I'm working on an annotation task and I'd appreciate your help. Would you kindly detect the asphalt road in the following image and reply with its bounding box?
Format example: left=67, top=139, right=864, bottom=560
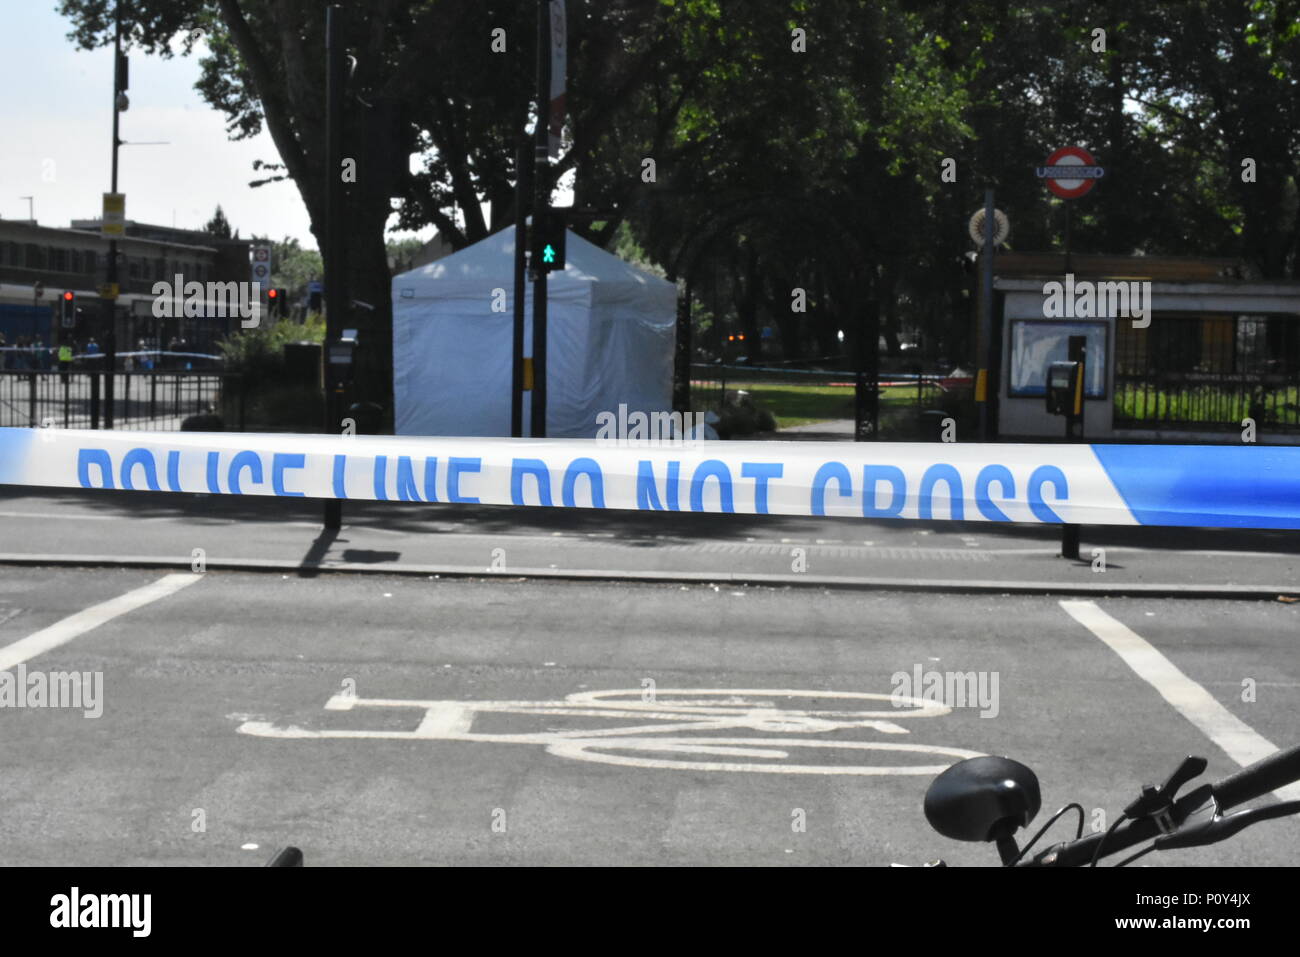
left=3, top=486, right=1299, bottom=595
left=0, top=566, right=1296, bottom=866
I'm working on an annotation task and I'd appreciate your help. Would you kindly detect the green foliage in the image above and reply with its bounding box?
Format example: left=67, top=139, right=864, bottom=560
left=217, top=312, right=325, bottom=382
left=57, top=0, right=1300, bottom=387
left=386, top=237, right=425, bottom=275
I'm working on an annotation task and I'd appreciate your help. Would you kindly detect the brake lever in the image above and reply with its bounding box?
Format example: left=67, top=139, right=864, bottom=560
left=1124, top=755, right=1208, bottom=833
left=1154, top=792, right=1300, bottom=851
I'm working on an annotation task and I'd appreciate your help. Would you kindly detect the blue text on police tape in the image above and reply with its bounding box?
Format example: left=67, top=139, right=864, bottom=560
left=74, top=446, right=1070, bottom=521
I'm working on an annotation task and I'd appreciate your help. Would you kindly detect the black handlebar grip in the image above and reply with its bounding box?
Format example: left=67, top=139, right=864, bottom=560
left=1212, top=743, right=1300, bottom=811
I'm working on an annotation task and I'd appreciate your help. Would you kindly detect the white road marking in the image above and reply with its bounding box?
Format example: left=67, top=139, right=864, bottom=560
left=1060, top=600, right=1300, bottom=802
left=0, top=510, right=119, bottom=521
left=0, top=573, right=202, bottom=671
left=238, top=688, right=982, bottom=775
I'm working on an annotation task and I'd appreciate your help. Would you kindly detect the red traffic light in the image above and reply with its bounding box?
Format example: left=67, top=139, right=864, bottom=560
left=63, top=291, right=74, bottom=301
left=267, top=288, right=278, bottom=299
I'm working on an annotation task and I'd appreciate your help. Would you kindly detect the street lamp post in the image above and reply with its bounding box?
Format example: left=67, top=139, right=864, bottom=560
left=102, top=2, right=124, bottom=429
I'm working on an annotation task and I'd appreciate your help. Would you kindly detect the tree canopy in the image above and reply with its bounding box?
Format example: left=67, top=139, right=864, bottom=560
left=60, top=0, right=1300, bottom=383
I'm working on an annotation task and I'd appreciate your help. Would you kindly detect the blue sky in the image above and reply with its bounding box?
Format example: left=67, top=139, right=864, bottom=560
left=0, top=2, right=437, bottom=250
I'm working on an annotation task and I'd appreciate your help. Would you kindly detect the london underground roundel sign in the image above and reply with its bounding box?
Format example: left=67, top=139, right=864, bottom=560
left=1036, top=146, right=1104, bottom=199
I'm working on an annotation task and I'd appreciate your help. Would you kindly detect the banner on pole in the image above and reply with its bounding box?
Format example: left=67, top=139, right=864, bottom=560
left=2, top=429, right=1298, bottom=530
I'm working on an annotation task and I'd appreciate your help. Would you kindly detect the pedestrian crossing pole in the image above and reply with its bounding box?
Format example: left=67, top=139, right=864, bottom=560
left=529, top=0, right=553, bottom=438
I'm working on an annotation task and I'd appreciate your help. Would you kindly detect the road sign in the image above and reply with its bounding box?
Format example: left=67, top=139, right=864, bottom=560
left=1036, top=146, right=1104, bottom=199
left=250, top=244, right=272, bottom=286
left=968, top=207, right=1010, bottom=247
left=101, top=192, right=126, bottom=237
left=33, top=281, right=44, bottom=299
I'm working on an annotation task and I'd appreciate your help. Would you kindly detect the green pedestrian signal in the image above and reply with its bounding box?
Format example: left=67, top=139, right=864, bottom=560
left=532, top=209, right=566, bottom=272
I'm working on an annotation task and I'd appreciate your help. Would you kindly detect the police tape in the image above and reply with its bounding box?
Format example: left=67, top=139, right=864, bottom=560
left=0, top=427, right=1297, bottom=529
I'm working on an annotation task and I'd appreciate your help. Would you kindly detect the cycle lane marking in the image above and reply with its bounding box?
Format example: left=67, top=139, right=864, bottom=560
left=237, top=688, right=985, bottom=775
left=0, top=573, right=202, bottom=671
left=1059, top=599, right=1300, bottom=802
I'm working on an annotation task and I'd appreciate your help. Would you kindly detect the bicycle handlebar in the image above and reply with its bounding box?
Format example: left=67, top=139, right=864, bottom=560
left=1027, top=743, right=1300, bottom=866
left=1212, top=743, right=1300, bottom=810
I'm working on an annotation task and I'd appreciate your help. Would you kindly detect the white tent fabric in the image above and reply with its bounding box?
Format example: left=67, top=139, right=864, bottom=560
left=392, top=228, right=676, bottom=438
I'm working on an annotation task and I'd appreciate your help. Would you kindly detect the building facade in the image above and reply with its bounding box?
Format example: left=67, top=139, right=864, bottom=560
left=991, top=254, right=1300, bottom=444
left=0, top=218, right=251, bottom=360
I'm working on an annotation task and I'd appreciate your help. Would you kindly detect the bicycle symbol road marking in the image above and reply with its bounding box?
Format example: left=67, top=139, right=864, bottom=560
left=236, top=688, right=984, bottom=776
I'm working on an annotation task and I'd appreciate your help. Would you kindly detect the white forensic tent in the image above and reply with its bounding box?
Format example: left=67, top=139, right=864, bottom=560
left=392, top=228, right=676, bottom=437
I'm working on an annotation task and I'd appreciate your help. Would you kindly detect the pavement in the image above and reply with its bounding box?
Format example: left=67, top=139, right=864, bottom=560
left=0, top=566, right=1296, bottom=866
left=1, top=481, right=1298, bottom=598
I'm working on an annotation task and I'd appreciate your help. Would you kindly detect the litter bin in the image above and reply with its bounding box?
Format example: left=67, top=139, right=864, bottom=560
left=347, top=401, right=384, bottom=435
left=283, top=341, right=322, bottom=388
left=920, top=409, right=950, bottom=441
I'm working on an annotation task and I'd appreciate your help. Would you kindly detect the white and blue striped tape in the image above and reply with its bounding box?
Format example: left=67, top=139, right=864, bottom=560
left=1, top=428, right=1297, bottom=529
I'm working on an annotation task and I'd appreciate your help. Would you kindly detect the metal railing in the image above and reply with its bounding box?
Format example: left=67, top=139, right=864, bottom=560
left=1114, top=316, right=1300, bottom=432
left=0, top=369, right=245, bottom=431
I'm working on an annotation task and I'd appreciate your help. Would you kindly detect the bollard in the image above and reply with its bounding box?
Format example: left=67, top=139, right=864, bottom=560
left=1062, top=524, right=1081, bottom=560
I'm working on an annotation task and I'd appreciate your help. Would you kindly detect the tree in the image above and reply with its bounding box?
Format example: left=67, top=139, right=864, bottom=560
left=59, top=0, right=715, bottom=410
left=203, top=204, right=234, bottom=238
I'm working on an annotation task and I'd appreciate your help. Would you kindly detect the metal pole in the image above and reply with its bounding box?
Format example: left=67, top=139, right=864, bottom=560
left=322, top=5, right=346, bottom=530
left=854, top=297, right=879, bottom=441
left=1062, top=334, right=1086, bottom=560
left=1064, top=202, right=1073, bottom=275
left=672, top=279, right=692, bottom=415
left=512, top=141, right=529, bottom=437
left=103, top=2, right=122, bottom=429
left=529, top=0, right=551, bottom=438
left=978, top=188, right=995, bottom=441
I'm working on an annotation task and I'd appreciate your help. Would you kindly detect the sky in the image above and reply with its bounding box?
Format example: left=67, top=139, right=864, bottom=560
left=0, top=2, right=436, bottom=251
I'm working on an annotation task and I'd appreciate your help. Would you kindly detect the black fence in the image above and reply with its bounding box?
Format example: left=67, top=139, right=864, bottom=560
left=0, top=369, right=245, bottom=431
left=1114, top=315, right=1300, bottom=432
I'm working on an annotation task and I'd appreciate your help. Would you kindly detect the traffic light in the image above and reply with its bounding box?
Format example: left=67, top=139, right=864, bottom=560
left=267, top=287, right=286, bottom=318
left=60, top=291, right=75, bottom=328
left=532, top=209, right=567, bottom=272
